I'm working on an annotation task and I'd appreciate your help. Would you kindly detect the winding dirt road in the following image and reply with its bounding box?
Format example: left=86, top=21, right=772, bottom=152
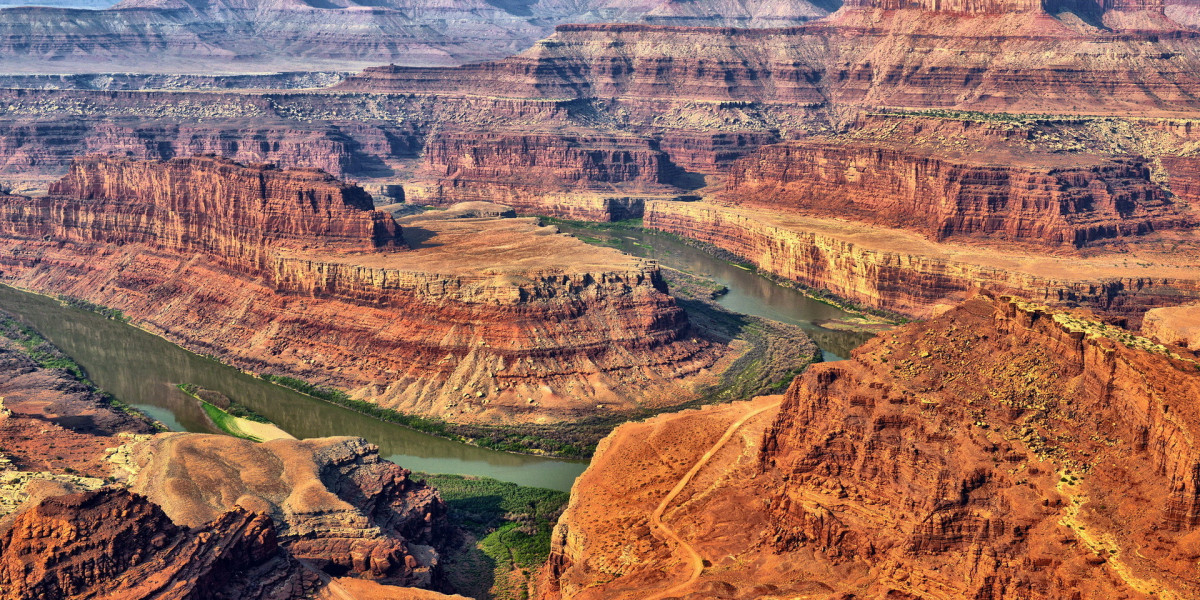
left=643, top=399, right=782, bottom=600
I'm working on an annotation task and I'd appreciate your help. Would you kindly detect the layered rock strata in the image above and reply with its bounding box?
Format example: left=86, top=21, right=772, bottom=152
left=0, top=306, right=459, bottom=598
left=724, top=140, right=1188, bottom=247
left=1142, top=302, right=1200, bottom=349
left=645, top=199, right=1200, bottom=322
left=541, top=293, right=1200, bottom=599
left=337, top=19, right=1200, bottom=115
left=0, top=156, right=725, bottom=423
left=0, top=489, right=318, bottom=600
left=758, top=293, right=1200, bottom=598
left=408, top=130, right=681, bottom=219
left=0, top=0, right=830, bottom=75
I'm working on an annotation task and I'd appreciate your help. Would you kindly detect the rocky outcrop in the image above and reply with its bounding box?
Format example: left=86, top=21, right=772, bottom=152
left=0, top=156, right=727, bottom=424
left=407, top=130, right=680, bottom=219
left=0, top=489, right=316, bottom=600
left=541, top=293, right=1200, bottom=599
left=658, top=131, right=780, bottom=176
left=1163, top=154, right=1200, bottom=205
left=757, top=293, right=1200, bottom=598
left=129, top=434, right=448, bottom=586
left=1143, top=302, right=1200, bottom=349
left=39, top=155, right=404, bottom=259
left=644, top=199, right=1200, bottom=321
left=725, top=140, right=1188, bottom=247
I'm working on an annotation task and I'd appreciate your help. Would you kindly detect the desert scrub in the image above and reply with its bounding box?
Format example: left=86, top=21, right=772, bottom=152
left=56, top=295, right=129, bottom=322
left=258, top=373, right=597, bottom=457
left=418, top=473, right=568, bottom=600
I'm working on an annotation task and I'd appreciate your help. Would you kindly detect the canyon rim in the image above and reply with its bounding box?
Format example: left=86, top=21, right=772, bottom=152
left=1, top=0, right=1200, bottom=599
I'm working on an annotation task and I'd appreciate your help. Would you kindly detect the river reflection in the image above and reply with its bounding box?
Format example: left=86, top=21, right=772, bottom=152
left=556, top=225, right=876, bottom=360
left=0, top=285, right=587, bottom=491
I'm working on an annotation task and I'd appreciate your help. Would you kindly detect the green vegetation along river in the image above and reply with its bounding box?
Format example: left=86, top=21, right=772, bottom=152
left=0, top=227, right=873, bottom=492
left=0, top=284, right=588, bottom=491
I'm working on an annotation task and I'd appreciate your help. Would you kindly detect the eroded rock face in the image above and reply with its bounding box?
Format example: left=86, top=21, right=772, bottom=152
left=644, top=199, right=1200, bottom=321
left=0, top=316, right=455, bottom=599
left=0, top=489, right=316, bottom=600
left=541, top=293, right=1200, bottom=599
left=0, top=156, right=724, bottom=423
left=337, top=19, right=1200, bottom=114
left=129, top=434, right=447, bottom=586
left=1143, top=302, right=1200, bottom=349
left=0, top=0, right=831, bottom=75
left=759, top=293, right=1200, bottom=597
left=42, top=155, right=404, bottom=260
left=408, top=130, right=679, bottom=219
left=725, top=140, right=1187, bottom=247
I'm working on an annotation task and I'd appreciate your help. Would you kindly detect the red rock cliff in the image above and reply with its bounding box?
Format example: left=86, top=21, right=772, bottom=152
left=0, top=489, right=316, bottom=599
left=407, top=130, right=679, bottom=219
left=725, top=140, right=1188, bottom=247
left=36, top=155, right=404, bottom=264
left=0, top=157, right=726, bottom=426
left=759, top=293, right=1200, bottom=597
left=539, top=294, right=1200, bottom=599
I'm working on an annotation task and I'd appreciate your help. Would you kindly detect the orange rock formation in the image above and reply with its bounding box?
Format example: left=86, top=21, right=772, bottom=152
left=540, top=292, right=1200, bottom=599
left=0, top=156, right=728, bottom=424
left=725, top=140, right=1188, bottom=247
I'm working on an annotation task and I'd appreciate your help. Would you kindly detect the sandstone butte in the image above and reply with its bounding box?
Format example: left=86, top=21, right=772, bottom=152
left=0, top=313, right=459, bottom=599
left=0, top=154, right=737, bottom=426
left=539, top=291, right=1200, bottom=599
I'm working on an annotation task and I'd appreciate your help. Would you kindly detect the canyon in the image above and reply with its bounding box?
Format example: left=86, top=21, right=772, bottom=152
left=0, top=0, right=831, bottom=75
left=0, top=310, right=462, bottom=599
left=540, top=291, right=1200, bottom=599
left=0, top=155, right=760, bottom=436
left=644, top=199, right=1200, bottom=323
left=5, top=0, right=1200, bottom=598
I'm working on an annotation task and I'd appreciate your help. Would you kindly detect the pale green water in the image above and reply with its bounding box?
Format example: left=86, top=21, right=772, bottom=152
left=0, top=229, right=873, bottom=492
left=556, top=225, right=875, bottom=360
left=0, top=285, right=588, bottom=492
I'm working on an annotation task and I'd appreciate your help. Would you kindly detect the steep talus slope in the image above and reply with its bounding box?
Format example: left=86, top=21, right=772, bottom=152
left=540, top=293, right=1200, bottom=599
left=0, top=156, right=731, bottom=424
left=759, top=293, right=1200, bottom=598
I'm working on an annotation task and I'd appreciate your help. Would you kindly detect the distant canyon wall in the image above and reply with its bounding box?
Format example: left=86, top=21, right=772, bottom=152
left=644, top=200, right=1200, bottom=321
left=724, top=141, right=1188, bottom=247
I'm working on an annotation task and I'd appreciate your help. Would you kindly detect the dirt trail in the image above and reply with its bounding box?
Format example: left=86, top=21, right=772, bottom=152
left=1056, top=475, right=1180, bottom=600
left=643, top=399, right=782, bottom=600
